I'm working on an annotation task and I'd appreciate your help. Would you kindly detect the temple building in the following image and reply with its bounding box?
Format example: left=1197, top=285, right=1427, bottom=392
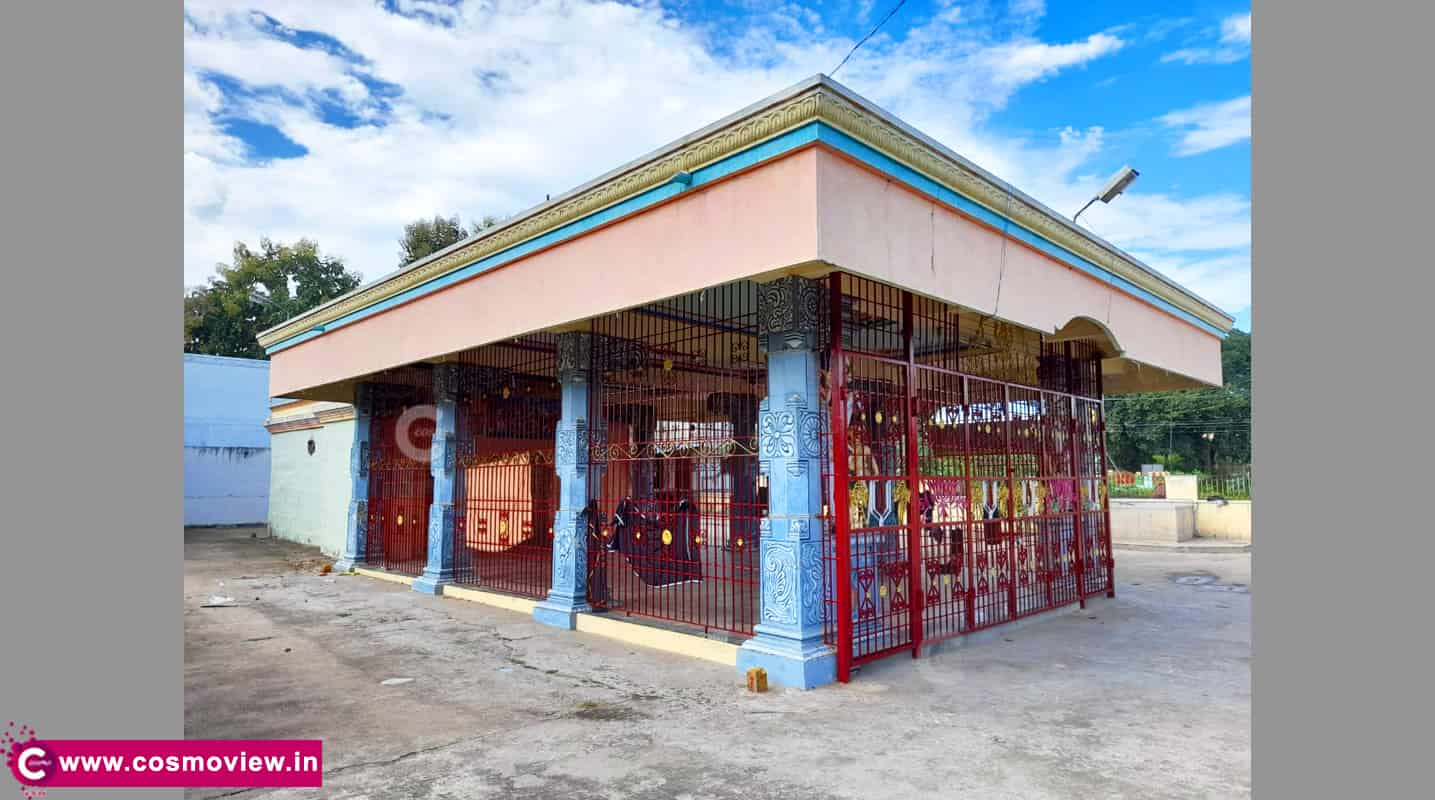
left=260, top=75, right=1232, bottom=689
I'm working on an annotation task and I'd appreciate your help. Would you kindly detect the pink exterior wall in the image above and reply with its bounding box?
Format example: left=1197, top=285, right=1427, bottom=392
left=271, top=144, right=1224, bottom=399
left=813, top=148, right=1224, bottom=387
left=271, top=148, right=821, bottom=398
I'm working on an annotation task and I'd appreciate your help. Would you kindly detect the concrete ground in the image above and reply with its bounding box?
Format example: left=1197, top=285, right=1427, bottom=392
left=185, top=528, right=1250, bottom=799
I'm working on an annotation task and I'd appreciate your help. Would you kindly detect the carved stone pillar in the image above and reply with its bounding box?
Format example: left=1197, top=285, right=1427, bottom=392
left=413, top=364, right=459, bottom=595
left=334, top=382, right=373, bottom=573
left=534, top=332, right=602, bottom=629
left=736, top=276, right=836, bottom=689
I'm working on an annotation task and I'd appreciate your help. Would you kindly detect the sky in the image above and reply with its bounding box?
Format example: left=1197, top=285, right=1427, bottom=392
left=183, top=0, right=1252, bottom=332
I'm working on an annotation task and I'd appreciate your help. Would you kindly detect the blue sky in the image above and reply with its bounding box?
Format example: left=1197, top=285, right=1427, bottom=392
left=184, top=0, right=1251, bottom=331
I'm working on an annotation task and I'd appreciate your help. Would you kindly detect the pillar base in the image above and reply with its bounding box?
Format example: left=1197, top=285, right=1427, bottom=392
left=333, top=557, right=362, bottom=573
left=533, top=597, right=590, bottom=630
left=411, top=571, right=452, bottom=595
left=736, top=630, right=837, bottom=690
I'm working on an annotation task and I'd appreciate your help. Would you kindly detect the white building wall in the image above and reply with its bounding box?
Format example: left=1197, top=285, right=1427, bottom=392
left=268, top=416, right=354, bottom=557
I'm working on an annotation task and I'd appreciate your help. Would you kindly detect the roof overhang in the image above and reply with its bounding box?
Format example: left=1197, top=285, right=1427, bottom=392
left=262, top=74, right=1233, bottom=400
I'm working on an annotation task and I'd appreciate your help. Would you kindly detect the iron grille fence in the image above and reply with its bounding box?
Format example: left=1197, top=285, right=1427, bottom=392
left=1198, top=468, right=1252, bottom=499
left=364, top=366, right=436, bottom=576
left=824, top=273, right=1112, bottom=680
left=585, top=282, right=764, bottom=637
left=1105, top=468, right=1251, bottom=500
left=449, top=335, right=561, bottom=599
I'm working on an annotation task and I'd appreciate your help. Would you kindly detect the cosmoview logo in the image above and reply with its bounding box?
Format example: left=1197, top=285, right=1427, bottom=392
left=15, top=746, right=50, bottom=781
left=393, top=404, right=438, bottom=462
left=3, top=723, right=50, bottom=799
left=4, top=723, right=323, bottom=793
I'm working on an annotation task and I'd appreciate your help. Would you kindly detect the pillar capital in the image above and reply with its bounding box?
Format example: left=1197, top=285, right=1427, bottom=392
left=352, top=381, right=375, bottom=416
left=556, top=331, right=592, bottom=383
left=757, top=275, right=824, bottom=353
left=432, top=363, right=461, bottom=403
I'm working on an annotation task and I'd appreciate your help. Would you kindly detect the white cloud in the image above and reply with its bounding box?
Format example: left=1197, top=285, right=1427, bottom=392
left=1159, top=95, right=1251, bottom=156
left=1221, top=12, right=1251, bottom=45
left=1007, top=0, right=1047, bottom=22
left=182, top=0, right=1248, bottom=315
left=982, top=33, right=1124, bottom=91
left=1161, top=9, right=1251, bottom=64
left=184, top=10, right=372, bottom=108
left=1160, top=46, right=1245, bottom=66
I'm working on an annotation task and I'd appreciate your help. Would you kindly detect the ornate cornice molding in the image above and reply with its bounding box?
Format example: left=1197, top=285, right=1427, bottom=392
left=316, top=406, right=357, bottom=424
left=265, top=418, right=324, bottom=434
left=265, top=405, right=356, bottom=433
left=258, top=80, right=1230, bottom=350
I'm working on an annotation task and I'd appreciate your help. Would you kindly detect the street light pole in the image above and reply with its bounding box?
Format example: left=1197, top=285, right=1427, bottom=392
left=1074, top=165, right=1140, bottom=224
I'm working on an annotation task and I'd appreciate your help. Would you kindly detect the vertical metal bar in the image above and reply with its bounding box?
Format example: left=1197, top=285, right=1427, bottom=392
left=1070, top=393, right=1087, bottom=609
left=961, top=376, right=976, bottom=633
left=1064, top=341, right=1077, bottom=397
left=903, top=291, right=923, bottom=657
left=1039, top=391, right=1053, bottom=611
left=829, top=275, right=854, bottom=682
left=454, top=398, right=464, bottom=587
left=1003, top=384, right=1018, bottom=619
left=1096, top=367, right=1115, bottom=598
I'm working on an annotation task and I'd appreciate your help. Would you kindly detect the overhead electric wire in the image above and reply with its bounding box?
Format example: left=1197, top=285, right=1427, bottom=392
left=830, top=0, right=910, bottom=78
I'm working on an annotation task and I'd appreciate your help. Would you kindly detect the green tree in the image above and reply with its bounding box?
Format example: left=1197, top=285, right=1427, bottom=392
left=1104, top=329, right=1251, bottom=471
left=184, top=238, right=362, bottom=359
left=398, top=214, right=499, bottom=266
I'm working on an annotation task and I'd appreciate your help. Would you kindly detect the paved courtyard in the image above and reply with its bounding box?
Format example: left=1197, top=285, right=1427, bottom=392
left=185, top=528, right=1250, bottom=799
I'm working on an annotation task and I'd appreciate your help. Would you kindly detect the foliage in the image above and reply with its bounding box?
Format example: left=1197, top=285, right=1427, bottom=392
left=398, top=213, right=499, bottom=266
left=183, top=238, right=362, bottom=360
left=1104, top=329, right=1251, bottom=471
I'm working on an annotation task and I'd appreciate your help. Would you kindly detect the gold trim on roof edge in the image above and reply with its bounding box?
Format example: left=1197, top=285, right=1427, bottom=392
left=258, top=87, right=1229, bottom=349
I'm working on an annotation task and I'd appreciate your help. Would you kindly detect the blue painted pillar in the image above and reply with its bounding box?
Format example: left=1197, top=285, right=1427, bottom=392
left=335, top=383, right=373, bottom=573
left=534, top=332, right=599, bottom=629
left=737, top=276, right=836, bottom=689
left=414, top=364, right=458, bottom=595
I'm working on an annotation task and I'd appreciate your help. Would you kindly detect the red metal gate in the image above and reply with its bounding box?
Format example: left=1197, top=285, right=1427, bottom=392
left=365, top=371, right=435, bottom=576
left=450, top=336, right=560, bottom=599
left=1076, top=396, right=1115, bottom=597
left=585, top=283, right=763, bottom=637
left=825, top=274, right=1112, bottom=680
